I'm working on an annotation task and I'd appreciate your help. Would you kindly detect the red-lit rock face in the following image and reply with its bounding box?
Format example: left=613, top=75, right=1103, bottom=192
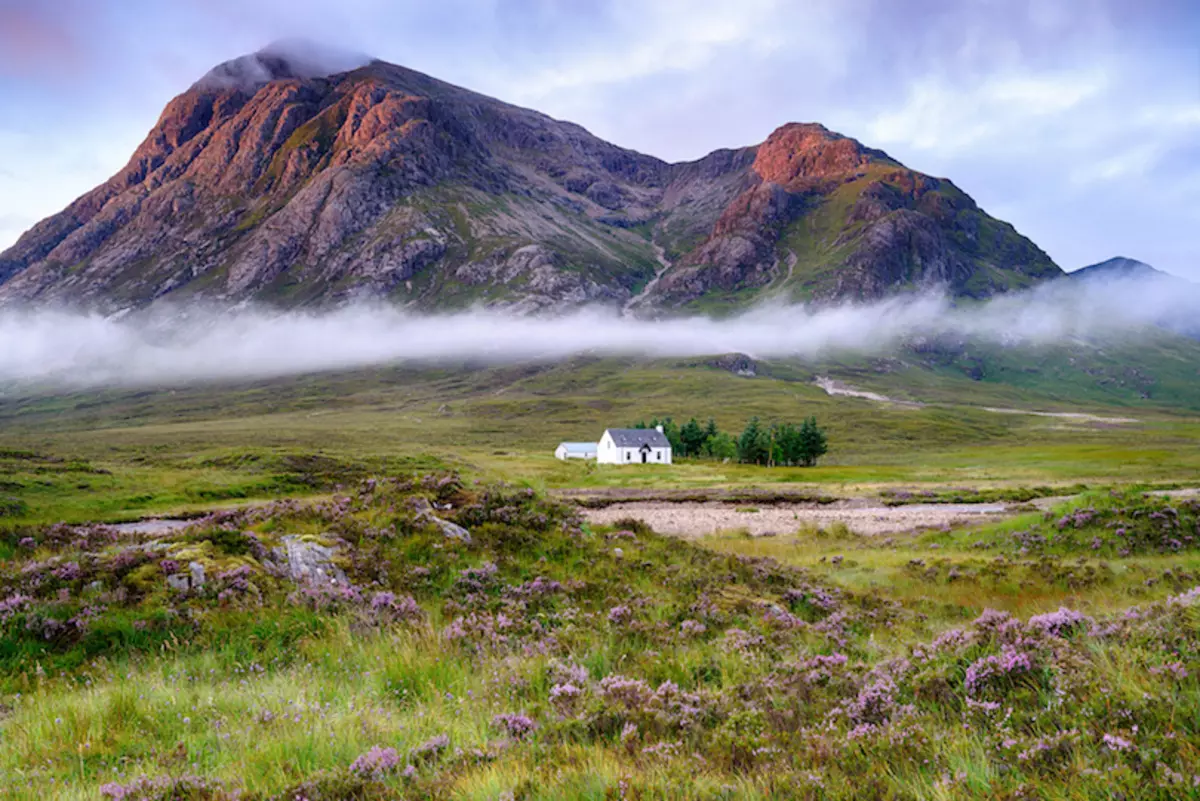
left=751, top=123, right=873, bottom=190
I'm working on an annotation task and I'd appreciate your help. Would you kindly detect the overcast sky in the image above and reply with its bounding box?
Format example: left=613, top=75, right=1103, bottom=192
left=1, top=0, right=1198, bottom=278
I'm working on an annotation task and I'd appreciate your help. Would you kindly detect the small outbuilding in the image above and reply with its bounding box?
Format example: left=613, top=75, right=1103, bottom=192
left=555, top=442, right=598, bottom=460
left=598, top=426, right=673, bottom=465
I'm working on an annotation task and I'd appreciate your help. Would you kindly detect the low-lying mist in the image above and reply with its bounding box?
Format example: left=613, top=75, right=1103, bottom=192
left=1, top=274, right=1197, bottom=391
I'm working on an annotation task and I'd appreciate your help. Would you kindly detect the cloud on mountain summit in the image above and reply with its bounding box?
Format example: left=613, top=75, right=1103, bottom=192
left=0, top=0, right=1197, bottom=279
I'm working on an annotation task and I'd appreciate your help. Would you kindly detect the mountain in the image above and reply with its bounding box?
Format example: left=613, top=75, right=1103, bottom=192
left=0, top=43, right=1063, bottom=313
left=1071, top=257, right=1176, bottom=283
left=1071, top=257, right=1200, bottom=339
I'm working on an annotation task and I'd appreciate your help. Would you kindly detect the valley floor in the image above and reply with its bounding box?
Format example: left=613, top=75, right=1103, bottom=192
left=2, top=358, right=1200, bottom=798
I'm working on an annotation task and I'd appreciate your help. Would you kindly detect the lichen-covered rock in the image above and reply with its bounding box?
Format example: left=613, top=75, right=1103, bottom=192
left=273, top=536, right=348, bottom=585
left=411, top=497, right=471, bottom=542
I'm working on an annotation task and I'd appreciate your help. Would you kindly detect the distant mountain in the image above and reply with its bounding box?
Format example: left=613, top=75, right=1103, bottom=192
left=0, top=43, right=1063, bottom=313
left=1071, top=257, right=1178, bottom=283
left=1071, top=257, right=1200, bottom=339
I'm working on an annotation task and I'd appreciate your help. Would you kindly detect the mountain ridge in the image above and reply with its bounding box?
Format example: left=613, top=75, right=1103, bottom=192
left=0, top=44, right=1063, bottom=313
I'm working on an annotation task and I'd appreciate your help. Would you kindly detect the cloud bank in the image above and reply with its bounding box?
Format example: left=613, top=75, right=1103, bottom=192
left=2, top=274, right=1197, bottom=391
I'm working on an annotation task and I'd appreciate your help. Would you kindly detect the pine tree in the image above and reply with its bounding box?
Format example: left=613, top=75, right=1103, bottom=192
left=738, top=417, right=771, bottom=465
left=679, top=418, right=706, bottom=458
left=798, top=416, right=828, bottom=466
left=773, top=422, right=803, bottom=466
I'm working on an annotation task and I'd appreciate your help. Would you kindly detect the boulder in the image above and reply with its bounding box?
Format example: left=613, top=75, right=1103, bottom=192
left=273, top=536, right=348, bottom=585
left=411, top=497, right=471, bottom=542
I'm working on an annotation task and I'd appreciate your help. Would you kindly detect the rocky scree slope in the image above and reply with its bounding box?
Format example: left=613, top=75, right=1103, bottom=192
left=0, top=46, right=1062, bottom=313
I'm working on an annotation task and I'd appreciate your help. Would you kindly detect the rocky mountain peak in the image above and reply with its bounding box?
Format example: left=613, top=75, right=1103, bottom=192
left=751, top=122, right=892, bottom=191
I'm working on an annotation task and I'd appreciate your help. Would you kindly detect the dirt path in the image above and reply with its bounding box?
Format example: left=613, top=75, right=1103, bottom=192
left=814, top=378, right=1138, bottom=424
left=979, top=407, right=1139, bottom=424
left=584, top=499, right=1011, bottom=538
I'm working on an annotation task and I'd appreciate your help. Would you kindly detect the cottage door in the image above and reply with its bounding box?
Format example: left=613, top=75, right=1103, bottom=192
left=640, top=444, right=650, bottom=463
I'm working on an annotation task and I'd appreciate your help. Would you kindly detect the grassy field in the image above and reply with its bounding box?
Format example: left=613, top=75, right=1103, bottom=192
left=2, top=478, right=1198, bottom=799
left=2, top=354, right=1199, bottom=528
left=2, top=348, right=1200, bottom=798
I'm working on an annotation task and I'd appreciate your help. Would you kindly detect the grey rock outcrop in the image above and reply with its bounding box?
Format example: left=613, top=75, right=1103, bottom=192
left=411, top=497, right=471, bottom=542
left=165, top=560, right=209, bottom=592
left=273, top=536, right=348, bottom=585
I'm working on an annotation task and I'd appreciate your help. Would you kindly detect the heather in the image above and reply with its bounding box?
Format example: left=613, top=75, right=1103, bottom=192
left=1, top=478, right=1199, bottom=799
left=959, top=489, right=1200, bottom=557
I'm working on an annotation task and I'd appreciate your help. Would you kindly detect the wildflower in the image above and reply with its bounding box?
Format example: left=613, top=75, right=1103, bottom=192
left=0, top=593, right=32, bottom=623
left=52, top=561, right=81, bottom=581
left=350, top=746, right=402, bottom=778
left=99, top=775, right=218, bottom=800
left=964, top=646, right=1034, bottom=697
left=1027, top=607, right=1092, bottom=638
left=846, top=675, right=901, bottom=726
left=1149, top=661, right=1188, bottom=680
left=599, top=674, right=652, bottom=709
left=492, top=713, right=537, bottom=740
left=1103, top=733, right=1134, bottom=752
left=409, top=734, right=449, bottom=763
left=607, top=605, right=632, bottom=626
left=369, top=591, right=424, bottom=623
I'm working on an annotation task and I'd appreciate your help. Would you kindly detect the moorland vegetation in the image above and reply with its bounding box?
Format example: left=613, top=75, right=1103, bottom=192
left=1, top=476, right=1198, bottom=799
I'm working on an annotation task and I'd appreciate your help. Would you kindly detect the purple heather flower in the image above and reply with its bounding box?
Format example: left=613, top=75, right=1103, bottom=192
left=409, top=734, right=449, bottom=762
left=599, top=674, right=652, bottom=709
left=350, top=746, right=402, bottom=778
left=607, top=605, right=632, bottom=626
left=1027, top=607, right=1092, bottom=638
left=52, top=561, right=81, bottom=581
left=964, top=646, right=1033, bottom=697
left=549, top=683, right=582, bottom=706
left=1103, top=733, right=1134, bottom=752
left=492, top=713, right=537, bottom=739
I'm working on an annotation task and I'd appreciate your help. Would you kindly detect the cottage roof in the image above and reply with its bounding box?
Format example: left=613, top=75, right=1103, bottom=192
left=604, top=428, right=671, bottom=448
left=557, top=442, right=598, bottom=452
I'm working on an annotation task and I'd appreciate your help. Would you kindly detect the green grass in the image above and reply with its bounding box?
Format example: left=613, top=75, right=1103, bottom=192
left=2, top=353, right=1199, bottom=526
left=3, top=478, right=1200, bottom=799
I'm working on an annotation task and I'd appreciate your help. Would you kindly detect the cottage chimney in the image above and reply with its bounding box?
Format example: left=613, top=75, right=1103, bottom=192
left=655, top=425, right=664, bottom=433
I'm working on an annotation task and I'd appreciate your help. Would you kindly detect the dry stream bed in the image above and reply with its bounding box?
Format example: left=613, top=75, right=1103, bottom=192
left=582, top=498, right=1015, bottom=538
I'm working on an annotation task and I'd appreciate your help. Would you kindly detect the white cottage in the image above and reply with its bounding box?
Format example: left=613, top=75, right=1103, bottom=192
left=597, top=426, right=673, bottom=465
left=555, top=442, right=598, bottom=460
